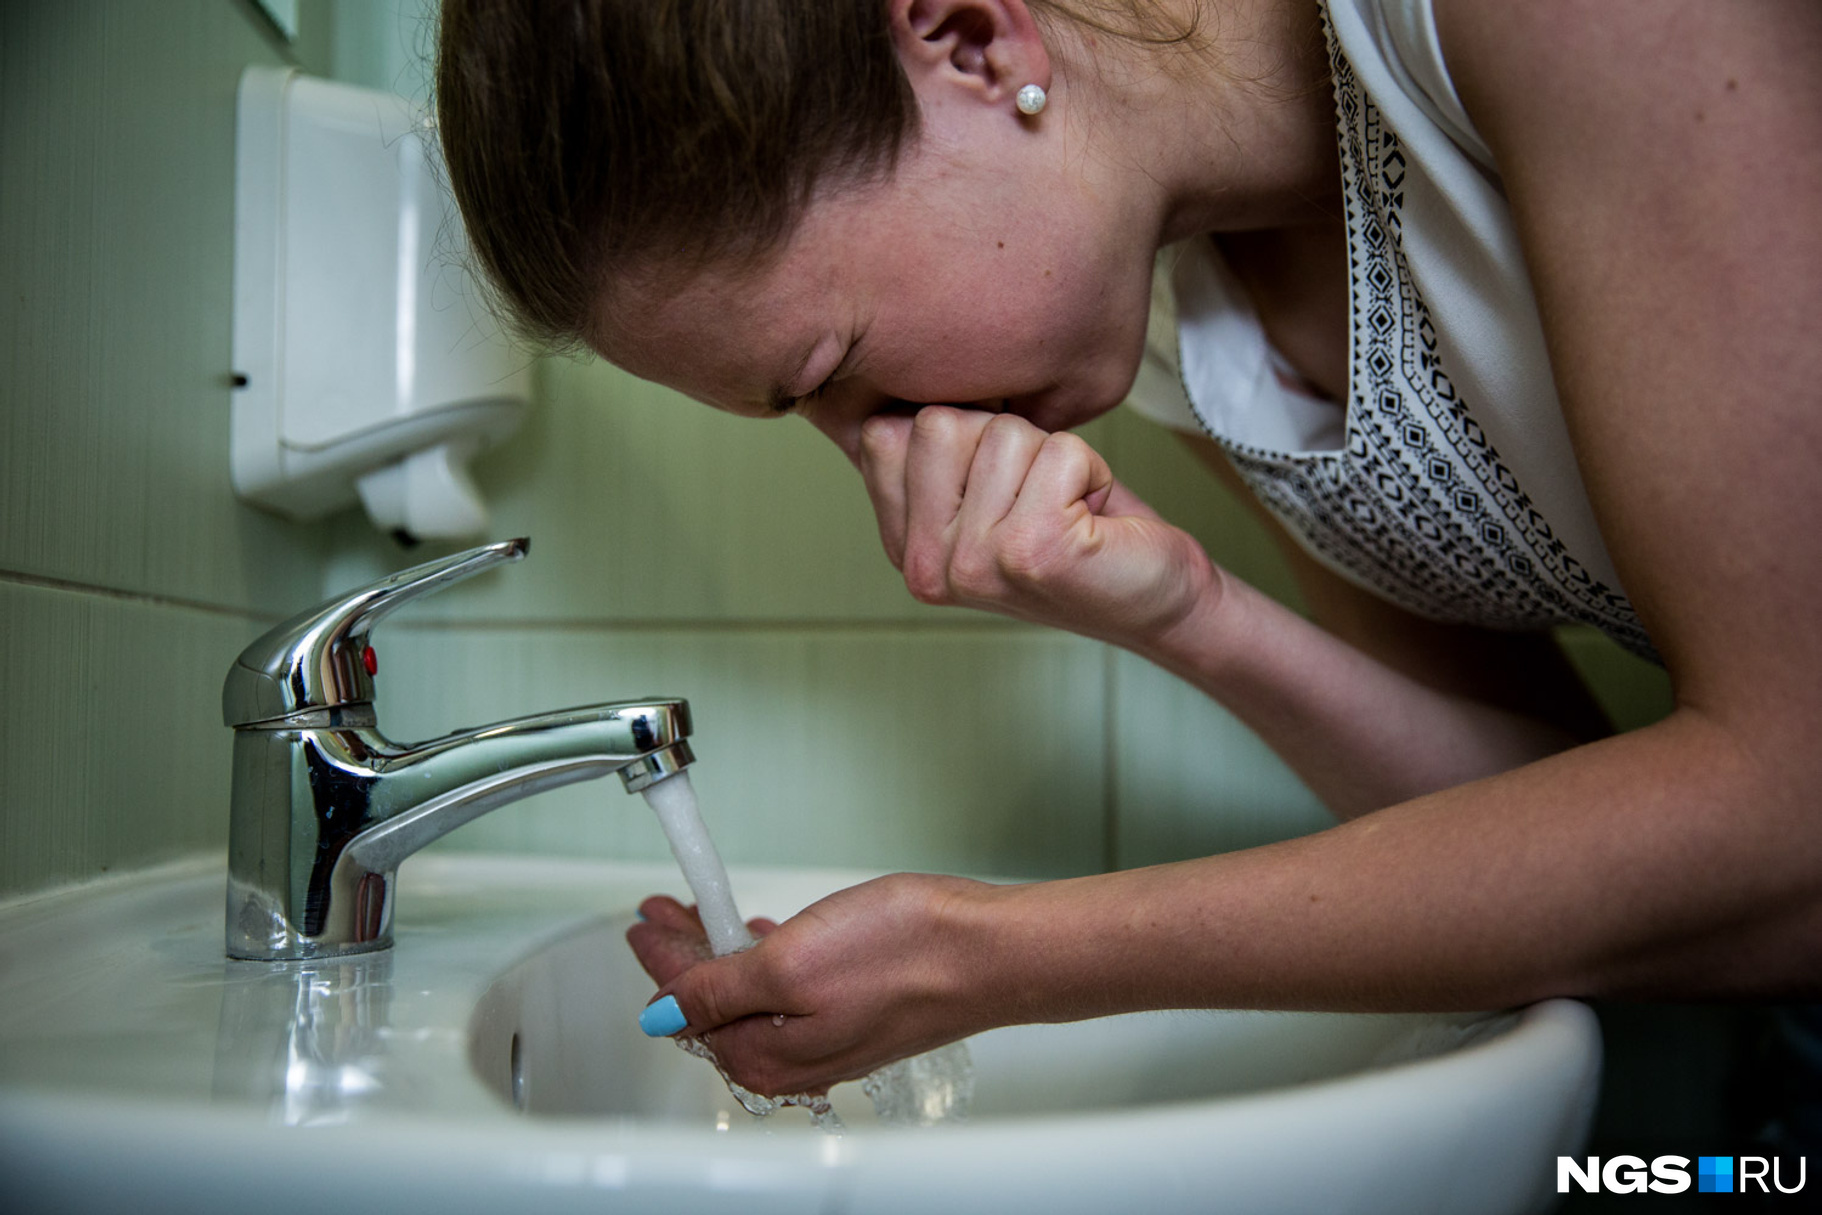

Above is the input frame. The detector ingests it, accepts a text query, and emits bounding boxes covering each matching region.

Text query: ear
[887,0,1051,110]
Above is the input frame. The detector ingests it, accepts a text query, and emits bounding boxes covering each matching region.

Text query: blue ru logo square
[1698,1156,1735,1194]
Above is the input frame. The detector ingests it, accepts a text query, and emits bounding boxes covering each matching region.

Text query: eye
[768,381,822,416]
[774,358,845,414]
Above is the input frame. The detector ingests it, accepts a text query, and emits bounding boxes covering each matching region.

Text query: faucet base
[226,870,397,962]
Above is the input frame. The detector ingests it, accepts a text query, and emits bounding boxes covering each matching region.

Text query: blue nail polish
[639,994,687,1037]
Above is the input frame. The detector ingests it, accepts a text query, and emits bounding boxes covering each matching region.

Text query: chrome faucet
[222,538,693,962]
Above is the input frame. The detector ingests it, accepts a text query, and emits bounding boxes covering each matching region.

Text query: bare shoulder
[1431,0,1822,173]
[1430,0,1822,712]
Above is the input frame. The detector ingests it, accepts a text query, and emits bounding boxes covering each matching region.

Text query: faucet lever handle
[223,537,529,727]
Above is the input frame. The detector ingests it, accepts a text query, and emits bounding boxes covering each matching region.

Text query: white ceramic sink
[0,855,1600,1214]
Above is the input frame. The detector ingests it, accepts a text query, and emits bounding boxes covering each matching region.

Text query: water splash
[862,1041,973,1126]
[675,1034,845,1133]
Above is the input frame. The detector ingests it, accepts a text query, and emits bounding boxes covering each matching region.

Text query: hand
[626,873,1000,1096]
[857,407,1218,648]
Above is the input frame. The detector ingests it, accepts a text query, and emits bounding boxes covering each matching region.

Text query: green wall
[0,1,333,894]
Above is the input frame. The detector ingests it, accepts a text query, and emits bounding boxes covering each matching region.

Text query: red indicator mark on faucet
[362,645,378,676]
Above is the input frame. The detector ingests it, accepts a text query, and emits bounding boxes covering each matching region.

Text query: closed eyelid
[776,336,860,414]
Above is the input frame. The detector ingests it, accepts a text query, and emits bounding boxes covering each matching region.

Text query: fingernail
[639,994,687,1037]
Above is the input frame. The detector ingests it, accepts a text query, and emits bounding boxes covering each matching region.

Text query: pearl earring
[1015,83,1047,116]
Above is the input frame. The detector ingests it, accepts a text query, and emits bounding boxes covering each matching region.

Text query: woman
[436,0,1821,1099]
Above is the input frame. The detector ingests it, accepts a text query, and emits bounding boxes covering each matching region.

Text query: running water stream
[639,771,753,958]
[639,771,972,1129]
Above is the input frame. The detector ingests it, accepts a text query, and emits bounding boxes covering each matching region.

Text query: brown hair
[435,1,1203,349]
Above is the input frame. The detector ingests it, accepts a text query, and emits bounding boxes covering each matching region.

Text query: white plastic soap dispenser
[230,66,530,542]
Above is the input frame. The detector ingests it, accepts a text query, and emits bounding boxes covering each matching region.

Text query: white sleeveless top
[1126,0,1658,661]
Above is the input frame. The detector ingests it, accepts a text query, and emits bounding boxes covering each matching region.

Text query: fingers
[865,407,1061,605]
[1008,428,1115,525]
[626,900,710,987]
[901,408,1001,601]
[636,894,700,931]
[1102,475,1166,524]
[858,413,914,567]
[951,414,1047,549]
[860,407,1011,584]
[627,898,782,983]
[857,406,1193,649]
[645,944,791,1040]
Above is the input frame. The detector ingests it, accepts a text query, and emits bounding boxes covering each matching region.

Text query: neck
[1055,0,1339,243]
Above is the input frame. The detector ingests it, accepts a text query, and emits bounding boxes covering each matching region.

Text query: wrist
[938,874,1146,1029]
[1130,548,1243,679]
[929,876,1059,1031]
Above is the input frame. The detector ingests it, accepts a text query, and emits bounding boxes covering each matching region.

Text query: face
[593,127,1161,465]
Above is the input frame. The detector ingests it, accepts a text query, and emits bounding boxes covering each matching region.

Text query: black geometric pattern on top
[1190,15,1659,662]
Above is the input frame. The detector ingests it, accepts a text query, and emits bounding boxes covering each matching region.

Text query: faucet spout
[344,700,693,874]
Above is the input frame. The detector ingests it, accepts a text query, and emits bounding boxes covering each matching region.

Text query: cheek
[877,301,1076,400]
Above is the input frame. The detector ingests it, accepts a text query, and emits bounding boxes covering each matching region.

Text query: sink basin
[0,855,1599,1214]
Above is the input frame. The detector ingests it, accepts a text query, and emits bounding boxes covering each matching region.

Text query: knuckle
[981,411,1031,446]
[755,942,807,1003]
[911,405,961,440]
[683,989,723,1032]
[900,548,952,604]
[946,547,1000,601]
[1043,430,1091,463]
[995,524,1058,589]
[858,415,902,461]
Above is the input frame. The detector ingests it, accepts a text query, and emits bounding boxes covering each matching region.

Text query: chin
[1023,369,1136,434]
[1013,398,1109,435]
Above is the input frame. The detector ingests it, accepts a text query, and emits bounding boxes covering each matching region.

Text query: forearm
[1133,572,1586,817]
[961,710,1821,1021]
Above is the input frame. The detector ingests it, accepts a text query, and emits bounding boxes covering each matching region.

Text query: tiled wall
[0,0,1672,902]
[0,1,333,895]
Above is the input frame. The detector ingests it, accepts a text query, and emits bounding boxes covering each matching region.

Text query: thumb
[639,950,766,1038]
[1099,476,1166,523]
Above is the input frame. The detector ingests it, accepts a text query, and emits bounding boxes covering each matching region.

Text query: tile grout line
[0,569,280,623]
[0,569,1063,636]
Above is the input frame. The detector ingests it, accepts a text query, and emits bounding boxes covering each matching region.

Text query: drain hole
[510,1031,526,1110]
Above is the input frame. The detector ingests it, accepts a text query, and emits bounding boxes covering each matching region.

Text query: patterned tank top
[1126,0,1658,662]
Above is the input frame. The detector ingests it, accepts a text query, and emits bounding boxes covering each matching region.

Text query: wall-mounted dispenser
[231,67,530,542]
